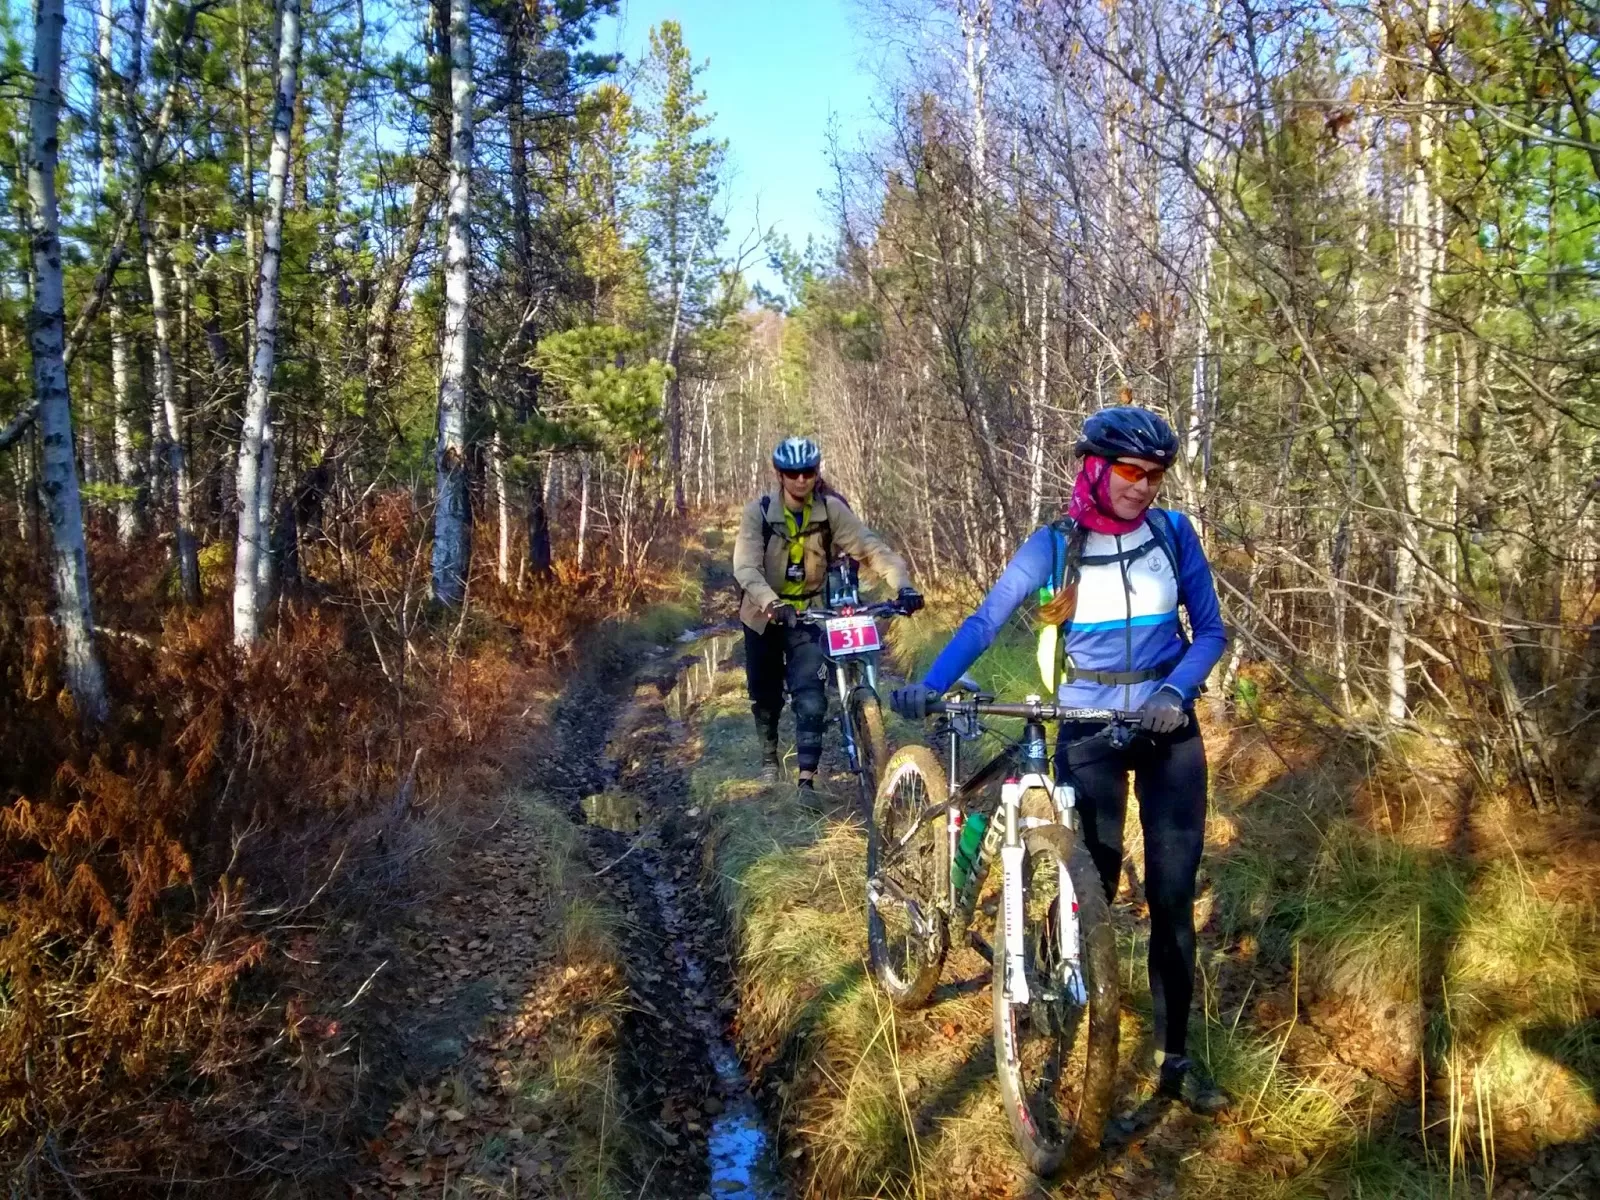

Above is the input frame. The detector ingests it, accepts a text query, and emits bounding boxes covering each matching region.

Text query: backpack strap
[1048,517,1080,595]
[760,493,834,562]
[1144,508,1190,649]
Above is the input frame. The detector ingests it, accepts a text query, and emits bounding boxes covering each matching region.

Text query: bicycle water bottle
[951,811,989,893]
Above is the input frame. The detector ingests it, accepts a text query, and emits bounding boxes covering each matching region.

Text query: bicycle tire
[867,745,950,1010]
[992,812,1119,1178]
[848,686,888,810]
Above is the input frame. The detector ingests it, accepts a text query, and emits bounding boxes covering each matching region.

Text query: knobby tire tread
[867,743,950,1011]
[992,818,1120,1178]
[848,686,887,815]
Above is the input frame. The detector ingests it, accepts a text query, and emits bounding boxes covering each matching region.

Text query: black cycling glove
[890,682,937,720]
[1138,686,1189,734]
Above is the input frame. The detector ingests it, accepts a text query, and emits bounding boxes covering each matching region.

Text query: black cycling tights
[1057,720,1208,1058]
[743,620,827,772]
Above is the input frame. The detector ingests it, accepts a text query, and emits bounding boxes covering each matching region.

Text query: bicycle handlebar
[790,600,913,624]
[931,698,1144,724]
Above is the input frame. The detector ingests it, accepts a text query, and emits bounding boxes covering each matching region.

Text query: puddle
[643,856,785,1199]
[601,633,784,1196]
[635,631,782,1198]
[582,789,643,833]
[666,632,737,722]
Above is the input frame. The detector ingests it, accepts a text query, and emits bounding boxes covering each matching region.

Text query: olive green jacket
[732,487,911,633]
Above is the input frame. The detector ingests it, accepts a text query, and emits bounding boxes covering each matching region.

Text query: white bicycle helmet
[772,436,822,472]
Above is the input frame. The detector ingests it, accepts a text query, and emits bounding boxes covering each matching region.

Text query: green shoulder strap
[760,494,834,561]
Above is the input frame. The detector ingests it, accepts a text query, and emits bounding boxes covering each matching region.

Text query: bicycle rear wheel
[992,811,1119,1177]
[867,745,950,1010]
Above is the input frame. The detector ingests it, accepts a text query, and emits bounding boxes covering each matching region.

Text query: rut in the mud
[533,611,781,1198]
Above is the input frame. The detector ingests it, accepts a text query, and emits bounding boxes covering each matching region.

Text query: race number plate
[825,615,881,656]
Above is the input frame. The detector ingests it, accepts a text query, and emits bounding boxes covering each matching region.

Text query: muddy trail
[354,554,787,1199]
[541,623,784,1199]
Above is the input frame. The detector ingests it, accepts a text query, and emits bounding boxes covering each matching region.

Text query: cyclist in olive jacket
[734,437,922,788]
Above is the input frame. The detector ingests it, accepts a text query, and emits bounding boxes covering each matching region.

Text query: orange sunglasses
[1108,460,1167,486]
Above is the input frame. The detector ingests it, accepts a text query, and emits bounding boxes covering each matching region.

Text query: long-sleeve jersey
[922,509,1228,711]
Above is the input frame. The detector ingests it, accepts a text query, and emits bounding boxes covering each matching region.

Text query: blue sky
[598,0,882,295]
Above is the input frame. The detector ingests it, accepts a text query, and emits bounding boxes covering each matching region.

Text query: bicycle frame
[793,600,905,781]
[871,698,1142,1005]
[824,639,878,777]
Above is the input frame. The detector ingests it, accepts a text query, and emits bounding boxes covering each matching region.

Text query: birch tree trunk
[1387,1,1439,722]
[577,454,590,570]
[1028,267,1048,523]
[233,0,301,645]
[430,0,474,606]
[142,216,200,604]
[960,0,991,226]
[663,224,701,519]
[27,0,110,723]
[237,0,259,353]
[491,424,510,586]
[98,0,142,545]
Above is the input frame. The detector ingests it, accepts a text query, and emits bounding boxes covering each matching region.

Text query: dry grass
[682,597,1600,1198]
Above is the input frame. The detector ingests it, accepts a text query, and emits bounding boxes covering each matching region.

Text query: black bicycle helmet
[1075,406,1179,467]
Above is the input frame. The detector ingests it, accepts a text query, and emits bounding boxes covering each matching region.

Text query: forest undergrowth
[0,498,693,1195]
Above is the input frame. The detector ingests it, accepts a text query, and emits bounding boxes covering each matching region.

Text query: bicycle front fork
[997,718,1087,1008]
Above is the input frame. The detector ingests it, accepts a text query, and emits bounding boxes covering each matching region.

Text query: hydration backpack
[1035,510,1186,693]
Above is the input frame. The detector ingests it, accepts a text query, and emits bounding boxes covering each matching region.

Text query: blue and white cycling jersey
[922,508,1228,712]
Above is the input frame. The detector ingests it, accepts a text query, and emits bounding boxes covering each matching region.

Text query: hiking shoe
[1158,1055,1232,1115]
[758,742,781,784]
[797,776,816,792]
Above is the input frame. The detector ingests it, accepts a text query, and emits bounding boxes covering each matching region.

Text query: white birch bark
[142,216,199,604]
[1028,267,1048,523]
[430,0,474,606]
[491,424,510,585]
[577,453,590,570]
[97,0,141,544]
[663,223,702,518]
[27,0,110,723]
[257,413,275,601]
[234,0,301,644]
[960,0,991,201]
[238,0,259,351]
[1387,1,1439,722]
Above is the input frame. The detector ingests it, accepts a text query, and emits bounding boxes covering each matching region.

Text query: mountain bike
[867,686,1147,1176]
[788,593,912,810]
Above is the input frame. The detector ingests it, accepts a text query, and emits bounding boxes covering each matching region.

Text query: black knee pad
[790,687,827,741]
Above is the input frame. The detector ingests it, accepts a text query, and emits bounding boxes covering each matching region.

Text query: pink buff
[1066,456,1146,534]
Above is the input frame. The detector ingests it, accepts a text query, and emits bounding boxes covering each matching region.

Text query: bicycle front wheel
[867,745,950,1010]
[847,685,887,808]
[992,812,1120,1178]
